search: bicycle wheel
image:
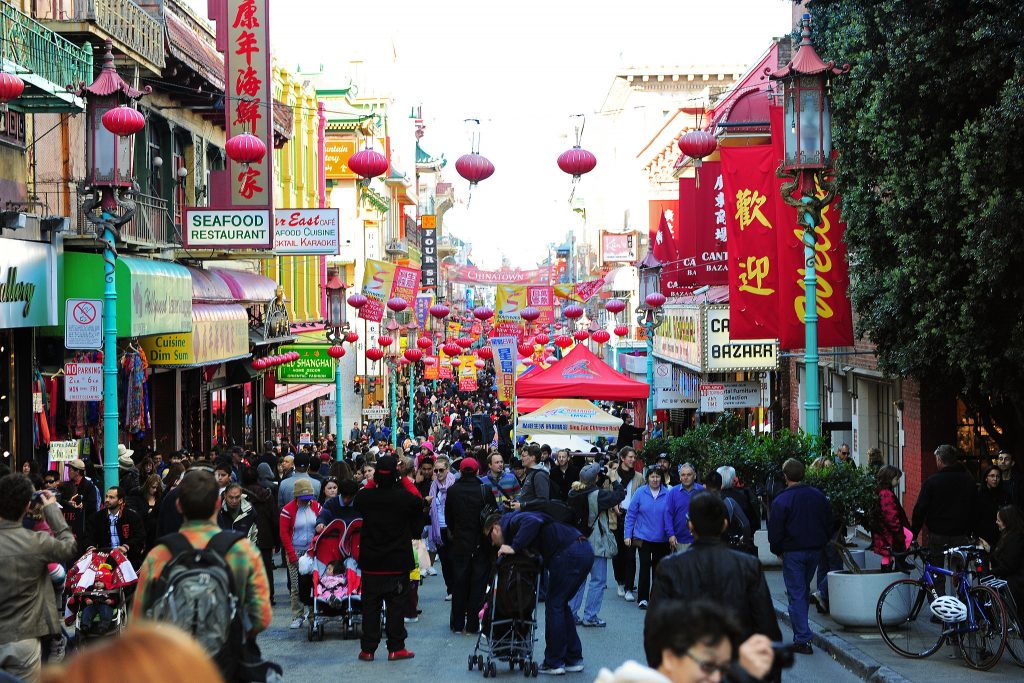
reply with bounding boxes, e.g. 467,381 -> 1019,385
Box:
876,578 -> 944,658
958,585 -> 1008,671
1006,613 -> 1024,667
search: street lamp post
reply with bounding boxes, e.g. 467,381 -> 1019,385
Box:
637,252 -> 666,426
324,271 -> 348,462
769,14 -> 850,438
384,318 -> 400,448
77,40 -> 150,488
405,321 -> 418,441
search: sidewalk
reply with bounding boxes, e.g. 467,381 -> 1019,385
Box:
762,566 -> 1023,682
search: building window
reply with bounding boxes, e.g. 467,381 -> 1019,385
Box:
875,381 -> 901,468
0,107 -> 26,147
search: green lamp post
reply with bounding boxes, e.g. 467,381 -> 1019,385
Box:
324,271 -> 348,462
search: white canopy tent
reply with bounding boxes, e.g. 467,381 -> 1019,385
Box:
516,398 -> 622,437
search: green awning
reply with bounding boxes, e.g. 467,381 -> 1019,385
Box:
59,253 -> 192,337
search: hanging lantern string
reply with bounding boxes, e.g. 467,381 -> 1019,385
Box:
572,113 -> 586,147
465,118 -> 481,155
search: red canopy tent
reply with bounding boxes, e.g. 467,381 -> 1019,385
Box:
516,343 -> 650,401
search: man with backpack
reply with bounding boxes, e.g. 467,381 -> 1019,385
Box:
132,469 -> 273,681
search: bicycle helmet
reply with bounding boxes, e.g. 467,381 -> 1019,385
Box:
929,595 -> 968,623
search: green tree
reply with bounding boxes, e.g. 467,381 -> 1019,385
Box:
808,0 -> 1024,450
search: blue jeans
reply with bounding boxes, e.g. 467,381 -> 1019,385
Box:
569,557 -> 608,621
817,541 -> 842,601
782,549 -> 820,644
544,540 -> 595,668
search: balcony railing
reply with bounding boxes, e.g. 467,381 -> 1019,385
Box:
36,0 -> 165,70
0,2 -> 93,109
385,238 -> 408,256
34,183 -> 173,247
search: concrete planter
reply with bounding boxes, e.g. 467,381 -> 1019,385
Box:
754,529 -> 780,567
827,569 -> 908,628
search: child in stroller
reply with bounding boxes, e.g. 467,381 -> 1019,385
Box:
318,559 -> 361,610
63,548 -> 137,641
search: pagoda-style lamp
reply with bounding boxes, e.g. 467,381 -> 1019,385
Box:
637,251 -> 666,425
324,271 -> 348,461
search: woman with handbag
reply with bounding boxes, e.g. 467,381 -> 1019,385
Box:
567,464 -> 625,627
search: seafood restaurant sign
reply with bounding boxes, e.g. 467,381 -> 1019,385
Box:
183,209 -> 272,249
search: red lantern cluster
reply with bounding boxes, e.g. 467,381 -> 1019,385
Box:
604,299 -> 626,314
563,304 -> 584,320
554,335 -> 573,349
0,73 -> 25,104
557,146 -> 598,179
473,306 -> 494,321
251,351 -> 300,370
348,148 -> 389,180
386,297 -> 408,313
225,132 -> 266,164
404,348 -> 423,363
377,335 -> 393,348
443,342 -> 461,357
102,105 -> 146,138
645,292 -> 667,308
365,348 -> 385,362
592,329 -> 611,344
477,346 -> 493,361
614,324 -> 629,337
455,153 -> 495,185
347,293 -> 368,309
327,345 -> 346,359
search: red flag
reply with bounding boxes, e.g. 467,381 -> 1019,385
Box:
721,145 -> 781,339
770,106 -> 854,350
672,178 -> 700,290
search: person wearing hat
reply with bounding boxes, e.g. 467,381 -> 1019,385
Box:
567,463 -> 627,627
315,479 -> 361,532
352,455 -> 422,662
117,445 -> 140,494
277,452 -> 321,509
443,457 -> 497,634
64,458 -> 100,541
279,478 -> 322,629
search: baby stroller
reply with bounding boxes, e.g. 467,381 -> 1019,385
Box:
471,554 -> 542,678
299,517 -> 366,641
63,548 -> 137,644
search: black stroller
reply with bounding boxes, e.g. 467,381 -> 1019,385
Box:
470,554 -> 542,678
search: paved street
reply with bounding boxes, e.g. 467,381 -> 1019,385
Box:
260,561 -> 863,682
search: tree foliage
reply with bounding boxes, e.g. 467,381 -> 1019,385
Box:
807,0 -> 1024,449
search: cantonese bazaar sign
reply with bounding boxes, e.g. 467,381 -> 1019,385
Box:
276,344 -> 334,383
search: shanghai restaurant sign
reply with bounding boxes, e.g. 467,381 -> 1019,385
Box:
276,344 -> 335,384
183,209 -> 272,249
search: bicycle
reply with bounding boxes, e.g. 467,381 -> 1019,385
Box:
981,575 -> 1024,667
875,543 -> 1008,670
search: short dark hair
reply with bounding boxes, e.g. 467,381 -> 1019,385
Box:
107,486 -> 123,500
782,458 -> 805,483
703,471 -> 723,491
177,470 -> 219,520
214,461 -> 232,475
643,599 -> 741,667
223,482 -> 242,496
527,444 -> 541,459
876,465 -> 902,489
483,512 -> 503,536
934,444 -> 958,466
0,474 -> 33,521
688,491 -> 727,539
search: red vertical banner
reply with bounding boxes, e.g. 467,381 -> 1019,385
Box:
673,178 -> 700,290
721,145 -> 781,339
693,161 -> 728,285
390,266 -> 421,307
770,106 -> 854,350
526,286 -> 554,325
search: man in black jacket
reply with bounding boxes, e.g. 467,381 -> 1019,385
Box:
83,486 -> 146,569
444,458 -> 497,633
352,456 -> 423,662
911,444 -> 978,593
650,492 -> 781,645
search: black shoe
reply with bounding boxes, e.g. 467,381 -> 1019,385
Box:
792,642 -> 813,655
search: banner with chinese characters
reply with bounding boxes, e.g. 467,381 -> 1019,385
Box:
358,259 -> 397,323
423,355 -> 439,380
770,106 -> 854,350
490,336 -> 517,403
414,293 -> 432,328
494,284 -> 527,339
721,145 -> 781,340
438,353 -> 453,379
459,355 -> 478,391
391,265 -> 421,307
693,161 -> 728,285
526,286 -> 554,325
553,279 -> 605,303
223,0 -> 273,210
673,179 -> 700,290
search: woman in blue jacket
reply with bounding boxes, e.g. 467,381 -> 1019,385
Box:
624,467 -> 671,609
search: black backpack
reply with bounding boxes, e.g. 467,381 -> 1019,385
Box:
146,531 -> 246,678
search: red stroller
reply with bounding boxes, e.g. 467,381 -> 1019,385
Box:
301,518 -> 366,641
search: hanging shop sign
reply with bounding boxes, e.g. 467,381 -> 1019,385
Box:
703,306 -> 778,372
324,138 -> 358,179
276,344 -> 334,384
421,215 -> 438,290
653,305 -> 702,371
49,439 -> 80,462
0,238 -> 57,329
700,383 -> 725,412
654,387 -> 697,410
363,406 -> 387,419
183,209 -> 273,249
64,362 -> 102,402
140,304 -> 250,367
720,381 -> 762,409
272,209 -> 340,255
64,298 -> 102,350
601,231 -> 638,263
491,336 -> 517,403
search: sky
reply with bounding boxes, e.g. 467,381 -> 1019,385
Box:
187,0 -> 793,268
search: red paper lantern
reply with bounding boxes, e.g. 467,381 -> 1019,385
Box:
386,297 -> 408,313
348,148 -> 389,179
645,292 -> 667,308
0,73 -> 25,103
545,346 -> 555,354
563,304 -> 584,319
455,337 -> 473,349
544,356 -> 558,365
517,342 -> 534,356
455,153 -> 495,185
345,331 -> 359,343
252,358 -> 264,370
451,357 -> 462,367
416,336 -> 433,350
327,345 -> 345,359
604,299 -> 626,314
473,359 -> 485,369
429,303 -> 450,319
477,347 -> 493,361
347,293 -> 368,309
473,306 -> 494,321
573,330 -> 590,342
554,335 -> 573,349
614,324 -> 629,337
365,348 -> 385,362
535,333 -> 550,345
101,105 -> 145,137
443,342 -> 461,357
224,131 -> 266,164
592,329 -> 611,344
377,335 -> 393,348
557,147 -> 598,179
677,130 -> 718,164
522,358 -> 534,366
404,348 -> 423,363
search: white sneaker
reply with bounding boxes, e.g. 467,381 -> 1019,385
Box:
638,600 -> 649,610
289,617 -> 304,629
445,594 -> 453,601
624,591 -> 636,602
404,617 -> 419,623
426,566 -> 438,576
616,584 -> 625,598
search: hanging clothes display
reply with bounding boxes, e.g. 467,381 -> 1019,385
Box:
32,369 -> 51,449
120,346 -> 151,439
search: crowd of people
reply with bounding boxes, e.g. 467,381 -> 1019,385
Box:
3,374 -> 1024,682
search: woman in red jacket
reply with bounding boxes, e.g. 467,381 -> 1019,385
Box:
870,465 -> 910,569
280,478 -> 322,629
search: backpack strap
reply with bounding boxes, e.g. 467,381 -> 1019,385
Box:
206,530 -> 246,559
156,532 -> 194,558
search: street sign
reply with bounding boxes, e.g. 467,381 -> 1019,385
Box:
654,363 -> 672,388
320,399 -> 337,414
298,432 -> 312,445
699,383 -> 725,413
64,362 -> 102,401
362,407 -> 387,419
65,298 -> 102,349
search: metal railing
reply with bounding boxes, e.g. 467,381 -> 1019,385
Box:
1,2 -> 93,90
33,183 -> 173,246
37,0 -> 164,69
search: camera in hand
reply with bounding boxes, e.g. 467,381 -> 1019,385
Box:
770,642 -> 797,671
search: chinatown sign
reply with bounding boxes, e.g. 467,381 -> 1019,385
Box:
444,264 -> 551,286
272,209 -> 340,255
183,209 -> 272,249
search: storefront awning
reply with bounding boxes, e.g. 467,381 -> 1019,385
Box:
140,303 -> 250,367
270,384 -> 332,414
209,267 -> 278,304
187,266 -> 233,302
60,253 -> 192,337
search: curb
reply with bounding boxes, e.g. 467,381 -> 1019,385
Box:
772,598 -> 914,683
